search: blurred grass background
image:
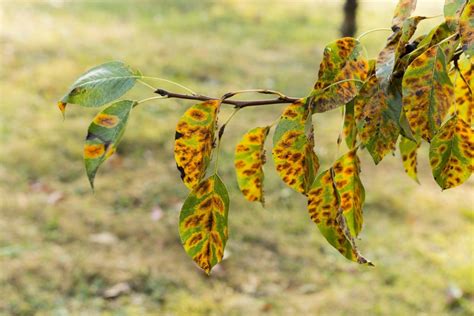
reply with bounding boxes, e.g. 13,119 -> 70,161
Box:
0,0 -> 473,315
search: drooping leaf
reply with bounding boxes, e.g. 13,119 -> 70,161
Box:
59,61 -> 139,114
449,56 -> 473,124
272,98 -> 319,194
459,1 -> 474,56
234,126 -> 270,204
444,0 -> 468,31
429,116 -> 473,189
399,136 -> 421,183
343,100 -> 357,149
307,167 -> 371,265
312,38 -> 368,113
377,16 -> 425,88
179,174 -> 229,274
402,44 -> 454,141
332,149 -> 365,237
391,0 -> 418,29
84,100 -> 135,188
174,100 -> 220,190
354,76 -> 401,164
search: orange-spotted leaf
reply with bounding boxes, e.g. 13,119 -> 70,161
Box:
459,2 -> 474,55
84,100 -> 135,188
312,38 -> 368,113
179,174 -> 229,274
399,136 -> 421,183
354,76 -> 401,164
332,149 -> 365,237
175,100 -> 220,190
235,126 -> 270,204
449,57 -> 473,124
307,169 -> 371,265
59,61 -> 139,113
392,0 -> 418,29
343,100 -> 357,149
402,44 -> 454,142
429,116 -> 473,189
272,98 -> 319,194
444,0 -> 468,31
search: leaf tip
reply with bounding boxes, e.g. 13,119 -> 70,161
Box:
57,101 -> 67,119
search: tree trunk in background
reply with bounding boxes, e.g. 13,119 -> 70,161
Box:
340,0 -> 358,37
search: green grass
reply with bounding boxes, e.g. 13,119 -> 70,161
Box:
1,0 -> 473,315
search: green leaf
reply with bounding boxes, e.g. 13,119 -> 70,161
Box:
343,100 -> 357,149
391,0 -> 418,29
234,126 -> 270,205
307,165 -> 371,265
312,38 -> 368,113
429,116 -> 473,189
459,2 -> 474,56
399,136 -> 421,183
175,100 -> 220,190
84,100 -> 135,188
272,98 -> 319,194
402,44 -> 454,141
59,61 -> 139,113
444,0 -> 468,31
179,174 -> 229,274
449,56 -> 473,124
355,76 -> 401,164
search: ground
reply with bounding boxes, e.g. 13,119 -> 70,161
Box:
0,0 -> 473,315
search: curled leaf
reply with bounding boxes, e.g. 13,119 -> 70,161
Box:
459,2 -> 474,56
402,44 -> 454,141
391,0 -> 418,30
234,126 -> 270,205
399,136 -> 421,183
84,100 -> 135,188
312,38 -> 368,112
449,57 -> 473,124
343,100 -> 357,149
272,98 -> 319,194
429,116 -> 473,189
179,175 -> 229,274
60,61 -> 139,113
174,100 -> 220,190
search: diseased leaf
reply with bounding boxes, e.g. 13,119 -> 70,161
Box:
377,16 -> 425,88
449,57 -> 473,124
235,126 -> 270,204
175,100 -> 220,190
273,98 -> 319,194
59,61 -> 139,114
429,116 -> 473,189
459,2 -> 474,56
343,100 -> 357,149
354,76 -> 401,164
444,0 -> 468,31
392,0 -> 418,29
399,136 -> 421,183
307,166 -> 371,265
179,174 -> 229,274
84,100 -> 135,188
312,38 -> 368,113
332,149 -> 365,237
402,44 -> 454,141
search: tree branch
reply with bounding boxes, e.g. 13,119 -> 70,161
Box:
154,88 -> 299,108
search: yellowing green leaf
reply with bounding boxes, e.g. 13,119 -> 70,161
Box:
312,38 -> 368,112
179,174 -> 229,274
175,100 -> 220,190
444,0 -> 468,31
402,45 -> 454,142
234,126 -> 270,204
343,100 -> 357,149
307,167 -> 371,265
391,0 -> 418,29
459,2 -> 474,56
60,61 -> 139,113
399,136 -> 421,183
84,100 -> 135,188
449,56 -> 473,124
429,116 -> 473,189
272,98 -> 319,194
